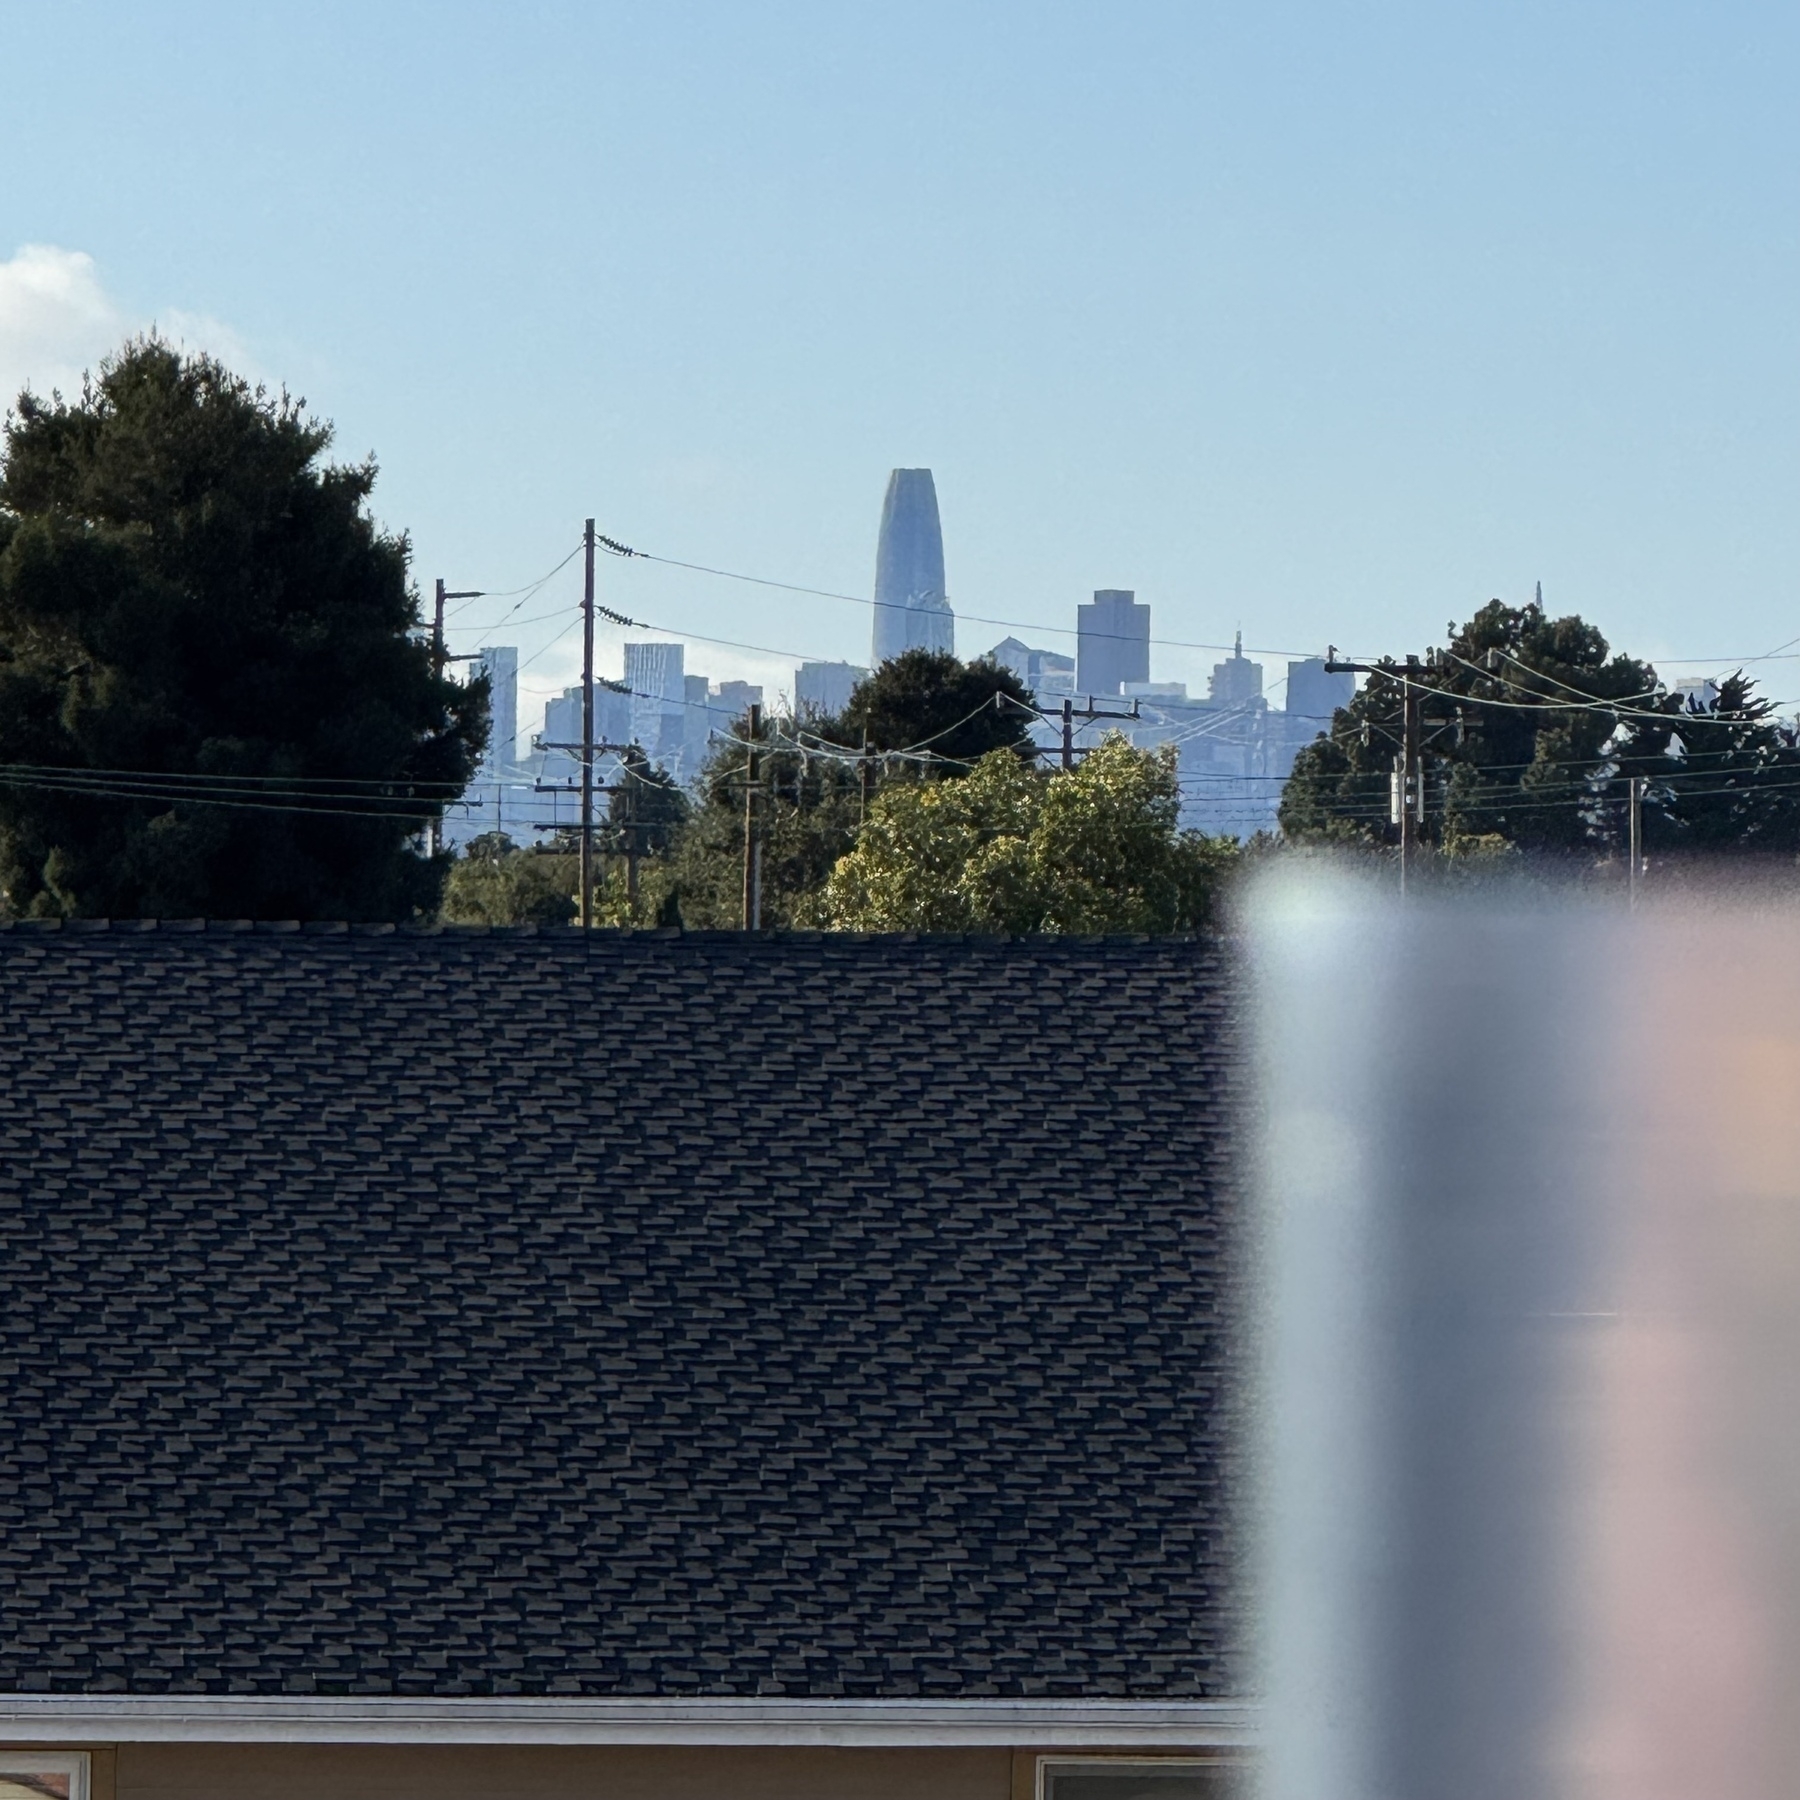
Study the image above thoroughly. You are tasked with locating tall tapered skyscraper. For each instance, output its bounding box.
[871,469,954,664]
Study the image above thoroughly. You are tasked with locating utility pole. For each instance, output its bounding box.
[1628,774,1644,908]
[531,741,636,916]
[1055,695,1141,771]
[579,519,596,928]
[428,576,483,859]
[1397,655,1421,897]
[1327,652,1423,895]
[859,727,873,830]
[742,702,763,931]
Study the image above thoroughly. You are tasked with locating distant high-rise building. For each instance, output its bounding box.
[439,645,520,848]
[681,674,713,772]
[472,645,518,767]
[987,637,1031,684]
[796,660,867,718]
[711,680,763,718]
[1285,656,1354,727]
[1076,590,1150,697]
[1208,632,1264,708]
[624,642,686,765]
[988,636,1074,700]
[871,469,953,664]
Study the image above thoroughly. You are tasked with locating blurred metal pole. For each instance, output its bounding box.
[1628,774,1643,908]
[1399,659,1420,895]
[579,519,595,929]
[742,702,762,930]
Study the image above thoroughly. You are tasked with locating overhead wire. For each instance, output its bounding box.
[601,537,1332,663]
[0,769,444,823]
[438,541,585,631]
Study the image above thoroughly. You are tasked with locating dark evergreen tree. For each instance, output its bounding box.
[0,339,484,919]
[1279,599,1800,862]
[1637,674,1800,855]
[1279,600,1660,856]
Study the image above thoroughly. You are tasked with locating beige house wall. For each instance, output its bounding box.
[107,1743,1013,1800]
[2,1741,1240,1800]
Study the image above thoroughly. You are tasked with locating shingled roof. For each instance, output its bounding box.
[0,924,1243,1700]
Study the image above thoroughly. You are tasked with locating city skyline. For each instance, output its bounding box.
[6,5,1794,720]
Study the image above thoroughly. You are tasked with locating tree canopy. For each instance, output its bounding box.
[0,339,484,919]
[439,833,576,926]
[816,648,1034,770]
[633,710,863,929]
[626,653,1037,929]
[822,736,1237,934]
[1277,598,1800,861]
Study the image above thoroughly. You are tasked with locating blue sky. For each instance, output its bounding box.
[3,1,1797,735]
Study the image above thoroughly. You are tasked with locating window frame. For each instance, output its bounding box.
[0,1751,90,1800]
[1034,1754,1245,1800]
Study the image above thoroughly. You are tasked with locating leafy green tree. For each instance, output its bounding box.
[0,339,484,919]
[816,648,1034,772]
[1279,600,1660,856]
[637,712,863,928]
[636,654,1038,928]
[1280,598,1800,862]
[822,736,1237,934]
[440,833,576,925]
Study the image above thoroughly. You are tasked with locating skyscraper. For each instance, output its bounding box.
[1076,590,1150,697]
[988,637,1074,700]
[473,645,518,767]
[1207,632,1264,707]
[871,469,953,664]
[796,660,868,717]
[1285,656,1354,727]
[624,641,686,765]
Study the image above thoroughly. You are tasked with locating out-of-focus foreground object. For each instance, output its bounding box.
[1251,871,1800,1800]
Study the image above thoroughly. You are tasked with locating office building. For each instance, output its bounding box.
[624,642,687,767]
[988,637,1074,701]
[1076,590,1150,697]
[473,646,518,768]
[439,645,523,848]
[796,660,867,718]
[871,469,954,663]
[1207,633,1264,708]
[1285,656,1354,731]
[711,680,763,719]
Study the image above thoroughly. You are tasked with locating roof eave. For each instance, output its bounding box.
[0,1695,1258,1748]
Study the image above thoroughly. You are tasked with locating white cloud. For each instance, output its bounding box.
[0,244,126,409]
[0,244,257,417]
[155,308,263,384]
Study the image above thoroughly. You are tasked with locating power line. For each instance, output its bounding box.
[439,541,585,630]
[0,770,443,822]
[0,760,468,792]
[601,536,1332,663]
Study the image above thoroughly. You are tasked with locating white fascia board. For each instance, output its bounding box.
[0,1696,1259,1748]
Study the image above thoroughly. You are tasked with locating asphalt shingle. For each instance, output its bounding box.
[0,924,1243,1698]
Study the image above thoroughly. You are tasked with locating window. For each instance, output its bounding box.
[1037,1757,1244,1800]
[0,1755,89,1800]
